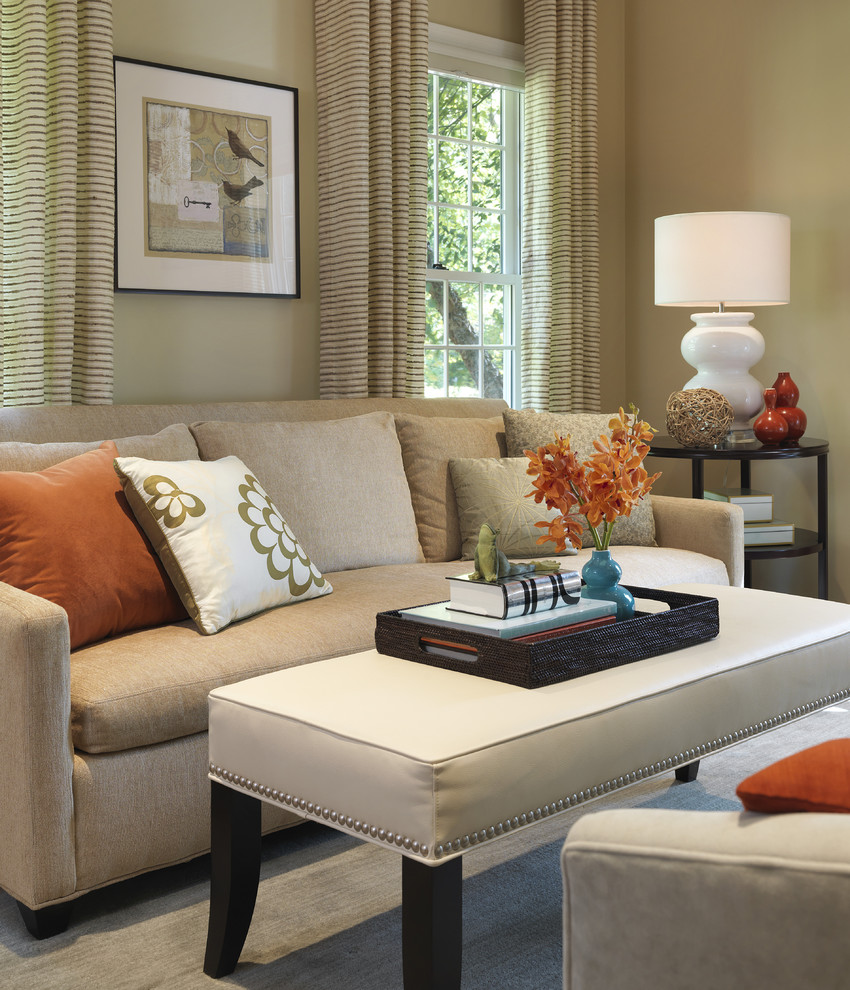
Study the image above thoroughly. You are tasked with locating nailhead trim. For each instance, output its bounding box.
[210,688,850,860]
[207,764,429,858]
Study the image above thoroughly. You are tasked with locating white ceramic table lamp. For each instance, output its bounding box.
[654,211,790,443]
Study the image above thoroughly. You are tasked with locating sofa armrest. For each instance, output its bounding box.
[0,582,76,908]
[562,808,850,990]
[652,494,744,586]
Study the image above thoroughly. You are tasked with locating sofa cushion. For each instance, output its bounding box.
[0,423,199,471]
[190,413,424,573]
[572,545,728,588]
[736,739,850,814]
[114,454,332,635]
[0,442,187,649]
[394,413,506,562]
[502,408,656,548]
[69,560,472,753]
[449,456,579,560]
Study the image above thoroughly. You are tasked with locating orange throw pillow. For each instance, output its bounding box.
[736,738,850,814]
[0,441,186,649]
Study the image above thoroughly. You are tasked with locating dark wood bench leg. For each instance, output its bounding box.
[675,759,700,783]
[16,900,73,939]
[402,855,462,990]
[203,781,262,978]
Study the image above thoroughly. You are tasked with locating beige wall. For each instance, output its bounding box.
[429,0,523,42]
[622,0,850,601]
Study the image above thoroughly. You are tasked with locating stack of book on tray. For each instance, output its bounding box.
[397,569,618,659]
[704,487,795,546]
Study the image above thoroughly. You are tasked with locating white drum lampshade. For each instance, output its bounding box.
[655,211,791,443]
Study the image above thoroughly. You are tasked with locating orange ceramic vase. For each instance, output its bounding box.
[753,388,789,445]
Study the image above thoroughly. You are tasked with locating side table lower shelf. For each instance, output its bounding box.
[745,528,826,593]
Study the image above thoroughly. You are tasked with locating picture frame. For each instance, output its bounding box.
[114,57,300,298]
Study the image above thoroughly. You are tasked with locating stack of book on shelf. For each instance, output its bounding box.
[704,486,795,546]
[397,569,618,660]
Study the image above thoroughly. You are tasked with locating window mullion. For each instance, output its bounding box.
[478,283,484,392]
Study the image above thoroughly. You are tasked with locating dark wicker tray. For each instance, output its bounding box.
[374,586,719,689]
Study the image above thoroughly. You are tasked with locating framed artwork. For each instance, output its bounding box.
[114,57,300,297]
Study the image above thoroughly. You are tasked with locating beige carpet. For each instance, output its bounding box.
[1,705,848,990]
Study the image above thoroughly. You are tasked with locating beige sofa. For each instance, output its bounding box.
[0,396,742,937]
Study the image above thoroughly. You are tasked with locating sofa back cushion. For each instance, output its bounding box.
[190,412,423,573]
[394,414,506,561]
[0,423,199,471]
[0,441,187,649]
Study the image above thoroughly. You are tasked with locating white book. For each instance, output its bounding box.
[704,487,773,523]
[398,598,617,639]
[743,520,795,546]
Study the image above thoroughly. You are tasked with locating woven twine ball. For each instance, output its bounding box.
[666,389,734,447]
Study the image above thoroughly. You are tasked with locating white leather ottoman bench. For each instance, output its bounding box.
[202,585,850,988]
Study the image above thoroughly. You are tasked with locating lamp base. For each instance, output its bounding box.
[681,311,765,439]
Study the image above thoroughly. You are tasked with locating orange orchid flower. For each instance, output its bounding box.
[524,405,661,552]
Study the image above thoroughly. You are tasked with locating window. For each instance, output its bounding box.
[425,32,523,404]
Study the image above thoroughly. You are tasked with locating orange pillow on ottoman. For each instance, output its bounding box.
[736,738,850,814]
[0,440,186,649]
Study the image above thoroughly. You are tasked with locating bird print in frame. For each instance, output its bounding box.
[144,101,270,260]
[114,58,300,297]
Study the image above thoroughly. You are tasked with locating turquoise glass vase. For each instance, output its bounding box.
[580,549,635,620]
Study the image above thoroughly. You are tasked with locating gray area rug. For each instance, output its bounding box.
[2,705,848,990]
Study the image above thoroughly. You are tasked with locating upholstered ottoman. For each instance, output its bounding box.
[202,585,850,989]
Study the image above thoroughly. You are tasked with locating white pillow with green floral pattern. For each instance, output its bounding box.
[114,455,332,634]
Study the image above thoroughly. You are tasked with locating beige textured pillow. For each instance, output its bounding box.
[502,408,656,548]
[449,457,579,560]
[115,455,332,635]
[0,423,199,472]
[190,412,424,573]
[394,414,506,562]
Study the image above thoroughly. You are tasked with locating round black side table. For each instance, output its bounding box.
[647,436,828,599]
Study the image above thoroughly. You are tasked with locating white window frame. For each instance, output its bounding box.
[426,25,524,406]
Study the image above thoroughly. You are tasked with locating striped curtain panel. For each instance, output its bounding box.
[0,0,114,406]
[314,0,428,398]
[522,0,600,412]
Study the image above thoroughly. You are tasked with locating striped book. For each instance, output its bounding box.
[446,570,582,619]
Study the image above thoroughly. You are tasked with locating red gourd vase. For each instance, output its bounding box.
[772,371,806,441]
[753,388,789,445]
[772,371,800,408]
